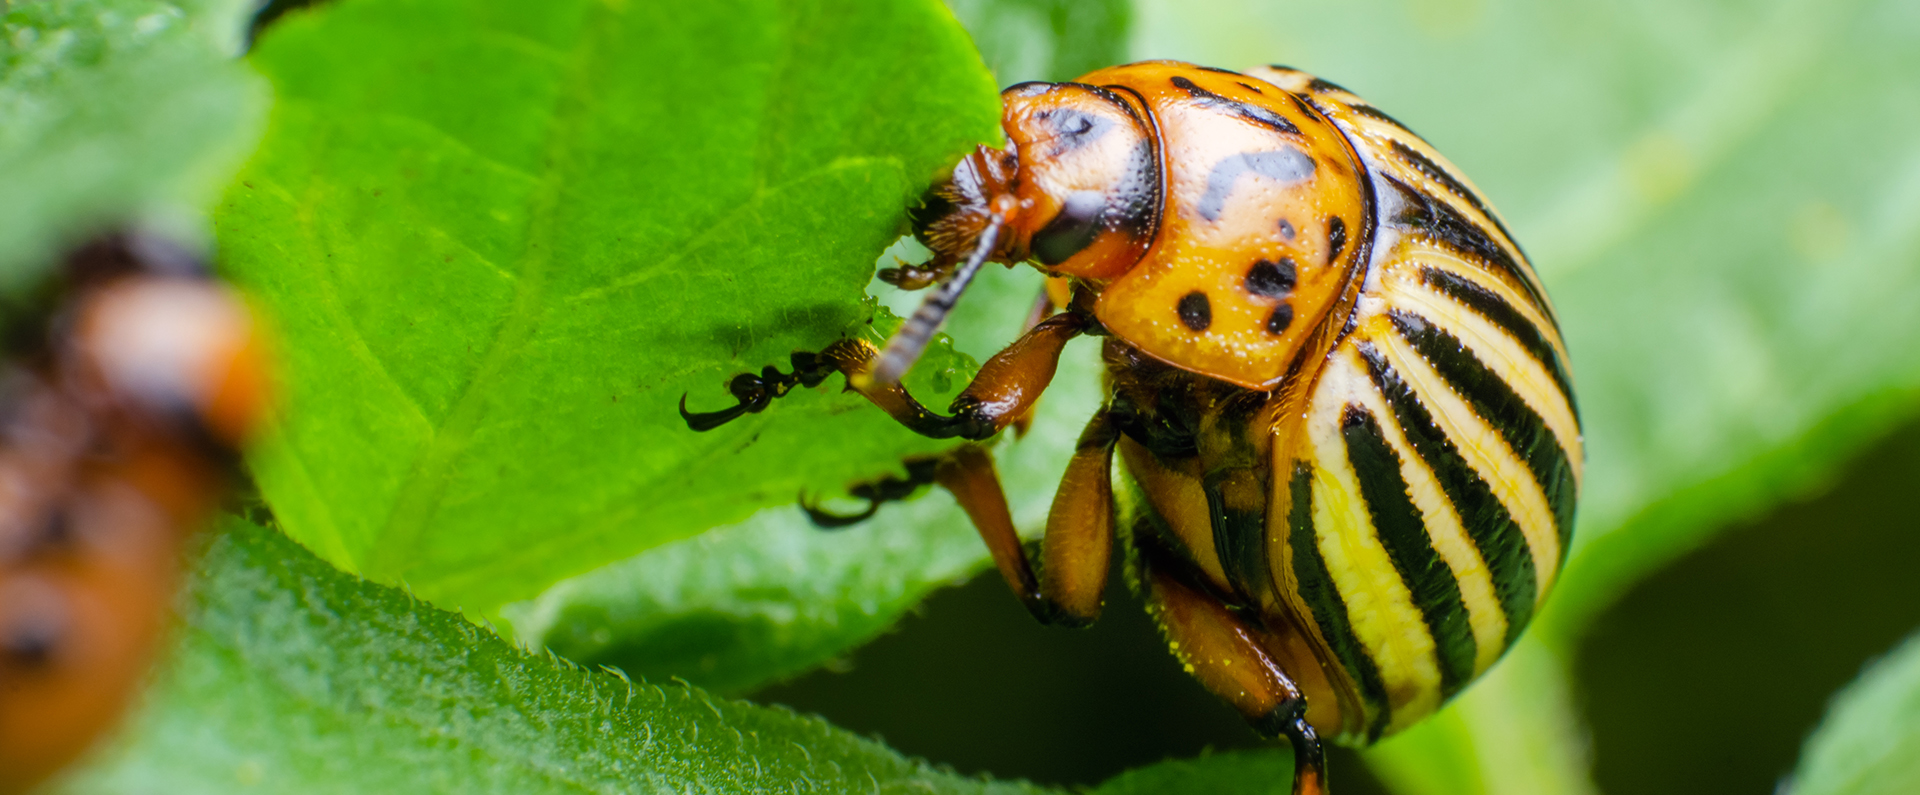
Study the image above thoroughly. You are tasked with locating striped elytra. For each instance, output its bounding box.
[681,60,1579,795]
[1084,61,1582,745]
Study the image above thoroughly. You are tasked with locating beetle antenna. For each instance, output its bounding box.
[866,215,1005,386]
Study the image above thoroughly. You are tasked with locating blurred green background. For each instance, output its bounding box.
[8,0,1920,792]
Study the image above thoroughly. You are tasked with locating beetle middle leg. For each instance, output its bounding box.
[917,408,1118,627]
[1136,535,1328,795]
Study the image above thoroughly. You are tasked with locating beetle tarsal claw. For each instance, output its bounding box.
[677,391,758,432]
[798,492,881,529]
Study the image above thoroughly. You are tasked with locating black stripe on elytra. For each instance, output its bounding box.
[1390,310,1578,560]
[1348,103,1418,137]
[1198,65,1242,75]
[1287,461,1392,740]
[1419,266,1579,419]
[1357,341,1538,645]
[1384,176,1556,324]
[1287,92,1319,118]
[1307,77,1349,94]
[1390,140,1519,248]
[1170,75,1301,135]
[1341,404,1478,698]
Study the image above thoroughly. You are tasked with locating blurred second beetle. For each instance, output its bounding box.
[0,234,272,794]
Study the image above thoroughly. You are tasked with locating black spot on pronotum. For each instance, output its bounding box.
[1266,304,1294,335]
[1278,218,1296,239]
[1245,258,1297,298]
[1198,65,1242,75]
[1177,291,1212,331]
[1327,216,1347,262]
[1237,81,1265,94]
[1039,108,1112,154]
[1031,191,1107,266]
[1196,148,1316,221]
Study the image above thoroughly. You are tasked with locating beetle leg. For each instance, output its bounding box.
[876,252,955,291]
[1138,537,1328,795]
[1034,408,1118,626]
[685,311,1089,441]
[930,310,1089,439]
[929,445,1044,613]
[678,348,847,431]
[1008,277,1074,438]
[800,457,941,529]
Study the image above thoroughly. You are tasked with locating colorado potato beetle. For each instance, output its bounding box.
[0,234,270,793]
[683,61,1580,795]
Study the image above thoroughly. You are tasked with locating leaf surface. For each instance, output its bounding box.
[500,0,1125,693]
[53,520,1054,794]
[223,0,1002,612]
[1785,630,1920,795]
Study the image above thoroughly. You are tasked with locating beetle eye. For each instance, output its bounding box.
[1031,190,1106,266]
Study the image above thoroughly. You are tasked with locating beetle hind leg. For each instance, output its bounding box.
[1136,537,1328,795]
[800,458,941,529]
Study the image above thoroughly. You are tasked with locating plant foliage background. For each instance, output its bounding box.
[3,0,1919,792]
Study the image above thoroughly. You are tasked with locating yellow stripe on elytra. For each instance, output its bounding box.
[1371,321,1563,597]
[1396,241,1573,372]
[1330,343,1510,676]
[1382,266,1585,486]
[1304,351,1442,732]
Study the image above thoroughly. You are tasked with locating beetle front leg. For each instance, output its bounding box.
[916,309,1089,439]
[1138,537,1328,795]
[677,346,850,431]
[683,311,1088,441]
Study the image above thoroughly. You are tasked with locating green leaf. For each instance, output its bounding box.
[449,0,1126,694]
[1129,0,1920,792]
[51,518,1055,794]
[500,245,1109,692]
[1087,749,1293,795]
[500,491,990,696]
[0,0,264,293]
[1786,629,1920,795]
[222,0,1003,613]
